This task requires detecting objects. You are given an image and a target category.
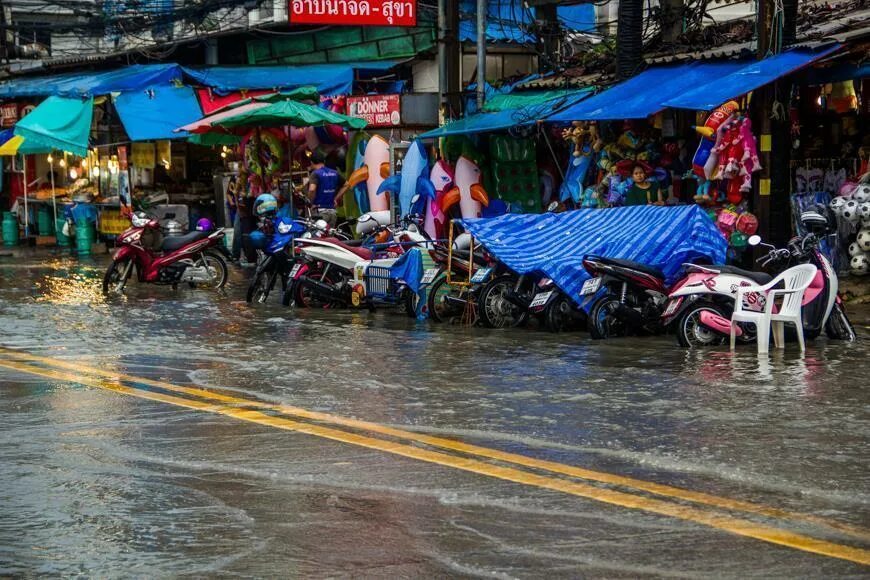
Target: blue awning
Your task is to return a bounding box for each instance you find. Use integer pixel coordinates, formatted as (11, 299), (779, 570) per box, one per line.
(664, 46), (841, 110)
(0, 64), (183, 98)
(419, 89), (592, 138)
(181, 61), (399, 96)
(114, 85), (203, 141)
(546, 61), (747, 122)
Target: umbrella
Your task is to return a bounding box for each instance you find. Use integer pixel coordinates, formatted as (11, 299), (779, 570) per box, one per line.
(214, 99), (367, 131)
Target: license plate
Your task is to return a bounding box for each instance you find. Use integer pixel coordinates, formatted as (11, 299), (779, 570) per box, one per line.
(289, 263), (302, 277)
(470, 267), (492, 284)
(529, 290), (553, 310)
(663, 297), (682, 317)
(420, 268), (439, 285)
(580, 277), (602, 296)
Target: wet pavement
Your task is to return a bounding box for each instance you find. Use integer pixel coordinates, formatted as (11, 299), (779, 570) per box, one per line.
(1, 250), (868, 577)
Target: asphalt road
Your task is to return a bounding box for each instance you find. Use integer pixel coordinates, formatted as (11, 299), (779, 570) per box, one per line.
(0, 252), (868, 577)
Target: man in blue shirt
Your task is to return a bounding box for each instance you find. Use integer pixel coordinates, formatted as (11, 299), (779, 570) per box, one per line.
(307, 152), (343, 227)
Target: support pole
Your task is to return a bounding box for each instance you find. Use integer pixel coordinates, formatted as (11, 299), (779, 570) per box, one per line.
(50, 158), (57, 225)
(22, 156), (29, 238)
(476, 0), (486, 110)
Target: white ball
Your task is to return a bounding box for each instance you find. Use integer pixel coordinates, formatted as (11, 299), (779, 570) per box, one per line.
(854, 184), (870, 204)
(842, 200), (860, 223)
(849, 242), (863, 257)
(850, 253), (869, 275)
(830, 196), (847, 215)
(858, 229), (870, 252)
(860, 202), (870, 220)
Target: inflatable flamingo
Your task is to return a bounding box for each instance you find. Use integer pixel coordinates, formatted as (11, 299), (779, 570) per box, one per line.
(345, 135), (391, 212)
(427, 160), (454, 238)
(441, 156), (489, 219)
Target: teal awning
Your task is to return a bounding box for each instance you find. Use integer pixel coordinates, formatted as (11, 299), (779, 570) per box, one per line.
(14, 96), (93, 156)
(419, 90), (591, 138)
(482, 89), (591, 112)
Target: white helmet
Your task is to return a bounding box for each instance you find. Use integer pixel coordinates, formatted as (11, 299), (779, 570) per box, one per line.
(850, 253), (869, 275)
(857, 229), (870, 252)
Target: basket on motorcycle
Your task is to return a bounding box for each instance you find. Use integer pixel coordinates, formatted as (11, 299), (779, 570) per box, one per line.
(364, 264), (394, 299)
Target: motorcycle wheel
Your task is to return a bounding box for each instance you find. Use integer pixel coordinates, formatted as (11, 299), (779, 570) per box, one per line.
(478, 275), (528, 329)
(402, 288), (418, 318)
(427, 274), (461, 323)
(295, 268), (341, 308)
(102, 258), (133, 295)
(676, 303), (728, 348)
(247, 268), (278, 304)
(189, 251), (228, 290)
(588, 297), (629, 339)
(543, 294), (574, 333)
(825, 302), (856, 341)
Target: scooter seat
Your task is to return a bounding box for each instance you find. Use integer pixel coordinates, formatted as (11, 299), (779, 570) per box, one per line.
(320, 237), (372, 260)
(162, 230), (207, 252)
(714, 265), (773, 285)
(596, 256), (664, 280)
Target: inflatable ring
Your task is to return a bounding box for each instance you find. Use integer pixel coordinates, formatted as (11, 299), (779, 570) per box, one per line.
(242, 129), (284, 176)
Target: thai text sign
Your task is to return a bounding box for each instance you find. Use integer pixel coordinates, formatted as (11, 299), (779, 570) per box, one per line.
(347, 94), (401, 127)
(289, 0), (416, 26)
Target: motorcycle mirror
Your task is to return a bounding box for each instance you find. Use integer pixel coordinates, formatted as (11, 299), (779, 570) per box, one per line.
(411, 194), (420, 204)
(748, 235), (762, 246)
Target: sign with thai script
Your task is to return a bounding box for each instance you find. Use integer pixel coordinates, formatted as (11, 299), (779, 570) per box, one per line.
(347, 94), (401, 127)
(289, 0), (416, 26)
(0, 103), (18, 127)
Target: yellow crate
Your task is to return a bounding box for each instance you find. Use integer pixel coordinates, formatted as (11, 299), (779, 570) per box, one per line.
(99, 209), (130, 235)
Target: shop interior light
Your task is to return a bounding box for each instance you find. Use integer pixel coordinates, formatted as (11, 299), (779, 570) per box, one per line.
(47, 155), (53, 163)
(81, 159), (87, 168)
(92, 167), (100, 178)
(69, 168), (78, 180)
(220, 152), (227, 158)
(58, 158), (66, 168)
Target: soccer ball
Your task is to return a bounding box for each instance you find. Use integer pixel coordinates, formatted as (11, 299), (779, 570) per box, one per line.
(829, 196), (847, 215)
(854, 184), (870, 204)
(850, 253), (869, 275)
(842, 200), (860, 223)
(859, 202), (870, 221)
(849, 242), (864, 257)
(858, 229), (870, 252)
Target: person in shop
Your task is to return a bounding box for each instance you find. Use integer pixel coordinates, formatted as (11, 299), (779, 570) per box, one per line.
(625, 163), (664, 206)
(306, 151), (344, 228)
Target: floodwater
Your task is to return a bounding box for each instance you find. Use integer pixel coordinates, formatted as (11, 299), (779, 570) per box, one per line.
(0, 251), (868, 577)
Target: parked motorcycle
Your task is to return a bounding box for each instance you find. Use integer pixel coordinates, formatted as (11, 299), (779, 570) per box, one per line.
(662, 210), (856, 347)
(246, 216), (306, 304)
(527, 278), (587, 332)
(103, 213), (227, 295)
(580, 256), (672, 339)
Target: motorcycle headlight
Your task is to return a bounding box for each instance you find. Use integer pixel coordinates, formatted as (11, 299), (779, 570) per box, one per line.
(315, 219), (328, 231)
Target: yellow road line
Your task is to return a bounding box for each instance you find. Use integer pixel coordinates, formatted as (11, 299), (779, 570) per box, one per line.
(1, 346), (867, 544)
(0, 357), (869, 566)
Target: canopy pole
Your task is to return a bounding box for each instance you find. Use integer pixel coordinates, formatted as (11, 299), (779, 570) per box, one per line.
(50, 158), (57, 226)
(476, 0), (486, 110)
(22, 156), (29, 238)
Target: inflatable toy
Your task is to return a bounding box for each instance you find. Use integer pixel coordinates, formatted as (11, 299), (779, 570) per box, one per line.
(441, 156), (489, 218)
(426, 159), (454, 239)
(345, 135), (391, 212)
(377, 140), (436, 219)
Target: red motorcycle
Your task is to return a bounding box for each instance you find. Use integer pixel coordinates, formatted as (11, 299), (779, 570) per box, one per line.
(102, 213), (228, 295)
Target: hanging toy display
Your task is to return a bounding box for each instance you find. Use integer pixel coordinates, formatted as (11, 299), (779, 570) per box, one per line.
(440, 156), (490, 219)
(241, 128), (285, 190)
(344, 135), (391, 212)
(426, 159), (455, 239)
(559, 121), (603, 204)
(376, 140), (436, 219)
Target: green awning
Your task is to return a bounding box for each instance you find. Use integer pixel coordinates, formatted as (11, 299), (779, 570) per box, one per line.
(482, 89), (592, 112)
(14, 96), (93, 156)
(187, 133), (242, 147)
(215, 99), (367, 130)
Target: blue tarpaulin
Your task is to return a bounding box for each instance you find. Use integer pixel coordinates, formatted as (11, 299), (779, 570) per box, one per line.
(460, 205), (728, 303)
(664, 46), (841, 110)
(115, 85), (203, 141)
(0, 64), (183, 98)
(419, 89), (592, 138)
(547, 61), (747, 122)
(389, 248), (424, 294)
(181, 61), (398, 96)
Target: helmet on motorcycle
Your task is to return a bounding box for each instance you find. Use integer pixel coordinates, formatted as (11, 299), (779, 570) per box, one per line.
(254, 193), (278, 217)
(248, 230), (267, 250)
(196, 218), (215, 232)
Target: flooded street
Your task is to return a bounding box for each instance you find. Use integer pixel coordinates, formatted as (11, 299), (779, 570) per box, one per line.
(1, 251), (868, 577)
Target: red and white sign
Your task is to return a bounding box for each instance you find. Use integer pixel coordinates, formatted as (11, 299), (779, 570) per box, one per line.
(0, 103), (19, 127)
(347, 94), (401, 127)
(289, 0), (416, 27)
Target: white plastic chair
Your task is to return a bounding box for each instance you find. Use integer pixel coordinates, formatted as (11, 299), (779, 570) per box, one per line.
(729, 264), (818, 354)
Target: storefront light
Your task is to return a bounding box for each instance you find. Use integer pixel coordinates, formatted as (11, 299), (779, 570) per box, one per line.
(58, 158), (66, 168)
(220, 151), (227, 159)
(47, 155), (53, 163)
(69, 168), (78, 180)
(92, 167), (100, 178)
(81, 159), (87, 168)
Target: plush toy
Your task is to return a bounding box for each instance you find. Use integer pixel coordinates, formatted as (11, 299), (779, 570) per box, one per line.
(692, 101), (739, 180)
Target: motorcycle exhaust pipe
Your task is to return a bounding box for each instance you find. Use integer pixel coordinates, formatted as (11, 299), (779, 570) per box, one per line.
(299, 277), (346, 304)
(611, 303), (644, 326)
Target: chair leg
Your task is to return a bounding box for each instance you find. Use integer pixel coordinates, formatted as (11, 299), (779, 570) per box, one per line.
(756, 322), (770, 355)
(795, 322), (806, 353)
(772, 321), (785, 349)
(730, 322), (737, 351)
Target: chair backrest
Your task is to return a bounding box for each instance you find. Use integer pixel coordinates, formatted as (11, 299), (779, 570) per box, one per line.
(770, 264), (818, 317)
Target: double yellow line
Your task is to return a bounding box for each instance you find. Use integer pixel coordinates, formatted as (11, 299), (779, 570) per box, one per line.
(1, 346), (868, 566)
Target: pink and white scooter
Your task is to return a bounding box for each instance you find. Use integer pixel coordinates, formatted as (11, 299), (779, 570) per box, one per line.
(661, 211), (855, 348)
